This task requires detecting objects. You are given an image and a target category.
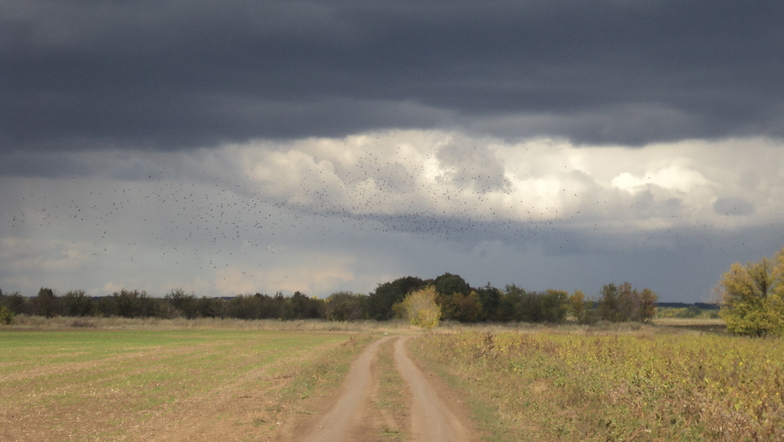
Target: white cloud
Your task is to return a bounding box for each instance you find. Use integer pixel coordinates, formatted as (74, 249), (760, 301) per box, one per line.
(3, 131), (784, 301)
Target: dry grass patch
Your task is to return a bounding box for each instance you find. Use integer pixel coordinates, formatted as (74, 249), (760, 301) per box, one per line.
(411, 330), (784, 441)
(0, 329), (376, 441)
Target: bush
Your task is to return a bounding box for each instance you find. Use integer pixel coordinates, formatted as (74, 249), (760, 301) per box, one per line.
(0, 305), (14, 325)
(396, 285), (441, 329)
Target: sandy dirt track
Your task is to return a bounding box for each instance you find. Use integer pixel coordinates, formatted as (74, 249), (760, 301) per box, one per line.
(393, 336), (473, 442)
(301, 336), (392, 442)
(299, 336), (476, 442)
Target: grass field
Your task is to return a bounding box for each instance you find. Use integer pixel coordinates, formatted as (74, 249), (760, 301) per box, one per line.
(2, 317), (781, 441)
(0, 326), (376, 441)
(411, 329), (784, 441)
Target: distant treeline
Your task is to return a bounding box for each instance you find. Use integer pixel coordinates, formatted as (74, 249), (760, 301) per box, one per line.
(0, 273), (696, 324)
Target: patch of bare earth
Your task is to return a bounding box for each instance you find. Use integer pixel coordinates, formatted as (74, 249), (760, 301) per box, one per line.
(281, 336), (478, 442)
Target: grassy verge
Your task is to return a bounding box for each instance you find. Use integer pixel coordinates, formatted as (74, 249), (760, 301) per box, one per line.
(373, 338), (408, 441)
(410, 330), (784, 441)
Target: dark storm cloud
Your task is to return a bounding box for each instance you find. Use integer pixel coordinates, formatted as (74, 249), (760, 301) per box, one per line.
(3, 0), (783, 153)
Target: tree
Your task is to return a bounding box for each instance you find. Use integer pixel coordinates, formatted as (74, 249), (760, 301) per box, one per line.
(31, 288), (62, 318)
(113, 289), (156, 318)
(541, 289), (569, 322)
(475, 283), (502, 322)
(434, 273), (471, 298)
(638, 288), (658, 323)
(0, 305), (14, 325)
(0, 291), (26, 315)
(396, 285), (441, 329)
(281, 292), (324, 320)
(165, 289), (198, 318)
(568, 290), (588, 323)
(598, 282), (658, 323)
(718, 248), (784, 337)
(450, 291), (482, 323)
(325, 292), (367, 321)
(368, 276), (425, 320)
(598, 283), (619, 322)
(63, 290), (93, 317)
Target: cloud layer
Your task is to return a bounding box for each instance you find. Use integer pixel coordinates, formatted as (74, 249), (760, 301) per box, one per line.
(2, 131), (782, 301)
(3, 0), (784, 151)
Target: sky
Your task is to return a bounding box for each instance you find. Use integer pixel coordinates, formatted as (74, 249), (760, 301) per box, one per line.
(2, 0), (784, 302)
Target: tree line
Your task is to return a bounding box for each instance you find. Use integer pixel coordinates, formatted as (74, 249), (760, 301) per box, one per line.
(0, 273), (658, 324)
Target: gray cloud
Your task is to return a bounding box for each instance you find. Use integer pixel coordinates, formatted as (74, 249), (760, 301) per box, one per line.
(437, 139), (509, 192)
(713, 197), (755, 216)
(3, 0), (784, 153)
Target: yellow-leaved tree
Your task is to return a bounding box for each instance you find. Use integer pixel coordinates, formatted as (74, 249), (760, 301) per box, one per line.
(395, 285), (441, 329)
(717, 247), (784, 336)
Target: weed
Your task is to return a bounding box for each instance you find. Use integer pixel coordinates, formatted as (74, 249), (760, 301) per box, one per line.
(412, 330), (784, 441)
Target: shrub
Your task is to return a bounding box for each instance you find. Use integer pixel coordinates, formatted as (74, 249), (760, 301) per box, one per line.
(0, 305), (14, 325)
(396, 285), (441, 329)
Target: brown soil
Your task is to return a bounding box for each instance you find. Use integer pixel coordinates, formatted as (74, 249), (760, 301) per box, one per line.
(284, 336), (479, 442)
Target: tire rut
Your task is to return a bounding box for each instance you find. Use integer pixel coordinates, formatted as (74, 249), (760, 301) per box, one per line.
(301, 336), (392, 442)
(299, 335), (475, 442)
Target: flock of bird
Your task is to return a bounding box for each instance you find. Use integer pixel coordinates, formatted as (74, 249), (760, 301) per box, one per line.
(5, 143), (780, 294)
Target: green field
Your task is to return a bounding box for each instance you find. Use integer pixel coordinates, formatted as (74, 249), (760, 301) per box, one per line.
(0, 327), (374, 441)
(3, 318), (783, 441)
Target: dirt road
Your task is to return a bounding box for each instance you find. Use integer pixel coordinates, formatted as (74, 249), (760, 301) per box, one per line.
(301, 337), (392, 442)
(393, 336), (473, 442)
(298, 336), (476, 442)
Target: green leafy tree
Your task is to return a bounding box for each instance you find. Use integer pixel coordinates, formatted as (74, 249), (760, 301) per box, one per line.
(0, 305), (14, 325)
(475, 283), (502, 322)
(281, 291), (325, 320)
(368, 276), (425, 320)
(451, 291), (483, 323)
(718, 249), (784, 336)
(325, 291), (367, 321)
(165, 289), (198, 318)
(568, 290), (588, 323)
(541, 289), (569, 323)
(31, 288), (63, 318)
(434, 273), (471, 298)
(113, 289), (156, 318)
(0, 291), (26, 315)
(63, 290), (93, 317)
(598, 283), (620, 322)
(598, 282), (658, 323)
(396, 285), (441, 329)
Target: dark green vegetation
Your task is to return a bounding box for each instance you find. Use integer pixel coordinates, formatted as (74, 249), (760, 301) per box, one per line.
(0, 274), (660, 325)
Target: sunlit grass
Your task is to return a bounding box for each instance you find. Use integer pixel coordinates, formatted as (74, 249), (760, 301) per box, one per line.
(0, 328), (376, 441)
(411, 330), (784, 441)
